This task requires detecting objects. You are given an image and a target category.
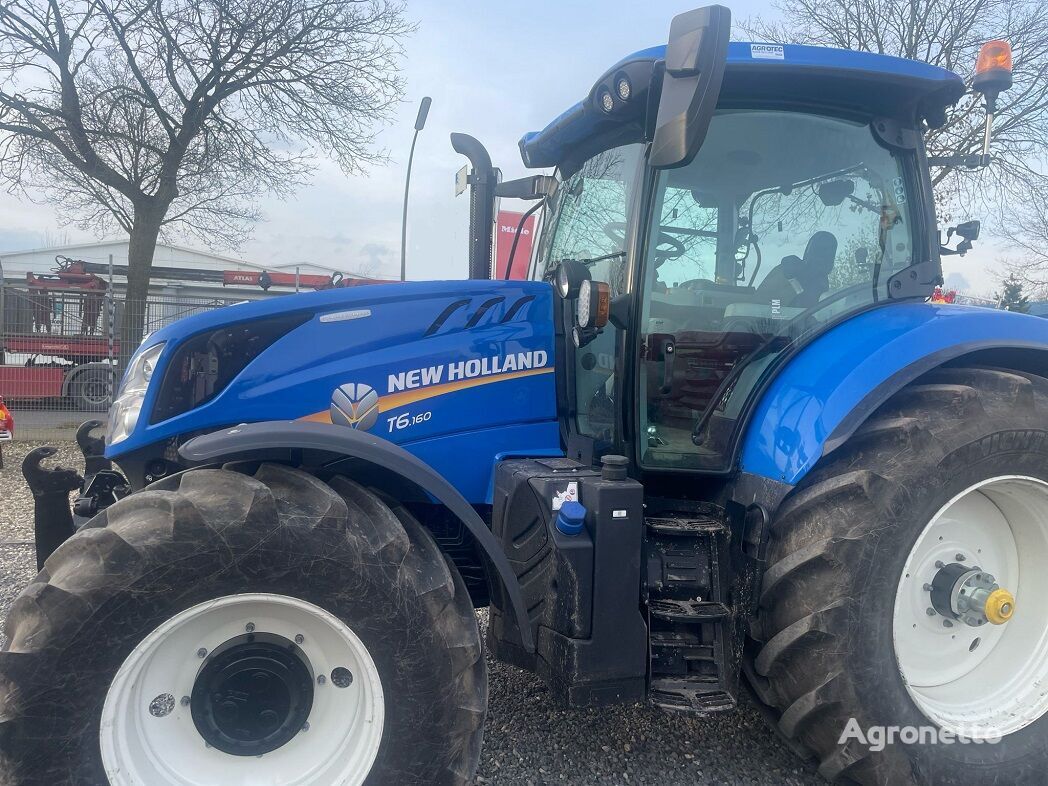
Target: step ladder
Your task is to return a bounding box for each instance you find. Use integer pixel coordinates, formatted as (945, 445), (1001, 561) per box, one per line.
(644, 512), (738, 714)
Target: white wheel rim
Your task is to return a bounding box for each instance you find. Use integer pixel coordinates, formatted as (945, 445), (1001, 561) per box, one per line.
(893, 476), (1048, 739)
(101, 593), (384, 785)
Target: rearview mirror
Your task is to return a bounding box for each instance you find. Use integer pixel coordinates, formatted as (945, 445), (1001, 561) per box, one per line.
(818, 179), (855, 207)
(649, 5), (731, 169)
(954, 219), (980, 241)
(941, 219), (981, 256)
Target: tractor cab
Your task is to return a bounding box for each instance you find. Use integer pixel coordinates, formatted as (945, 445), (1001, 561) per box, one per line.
(517, 15), (966, 476)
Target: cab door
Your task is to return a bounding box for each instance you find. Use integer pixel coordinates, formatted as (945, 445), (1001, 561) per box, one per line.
(635, 109), (920, 473)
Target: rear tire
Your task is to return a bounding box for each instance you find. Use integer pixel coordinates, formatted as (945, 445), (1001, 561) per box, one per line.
(0, 463), (485, 785)
(748, 367), (1048, 784)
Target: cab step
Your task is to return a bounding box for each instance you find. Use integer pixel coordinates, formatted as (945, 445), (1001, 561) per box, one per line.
(644, 509), (738, 717)
(649, 599), (730, 623)
(646, 515), (726, 537)
(650, 677), (737, 713)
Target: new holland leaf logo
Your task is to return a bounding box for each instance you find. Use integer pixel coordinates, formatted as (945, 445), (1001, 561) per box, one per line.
(330, 383), (379, 431)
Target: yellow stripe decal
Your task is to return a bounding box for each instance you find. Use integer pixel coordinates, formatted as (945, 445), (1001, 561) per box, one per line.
(299, 366), (554, 424)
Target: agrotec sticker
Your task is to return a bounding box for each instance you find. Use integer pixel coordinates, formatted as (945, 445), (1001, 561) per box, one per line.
(751, 43), (785, 60)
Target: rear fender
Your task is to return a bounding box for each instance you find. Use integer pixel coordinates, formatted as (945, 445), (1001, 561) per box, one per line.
(179, 420), (536, 652)
(740, 304), (1048, 486)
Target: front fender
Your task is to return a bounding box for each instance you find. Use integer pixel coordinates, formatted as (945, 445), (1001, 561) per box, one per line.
(179, 420), (536, 652)
(740, 303), (1048, 485)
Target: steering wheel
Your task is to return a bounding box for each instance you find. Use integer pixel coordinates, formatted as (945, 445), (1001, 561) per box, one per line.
(603, 222), (686, 264)
(679, 278), (726, 290)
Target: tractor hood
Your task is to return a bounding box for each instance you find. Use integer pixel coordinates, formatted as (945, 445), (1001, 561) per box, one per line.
(107, 280), (560, 501)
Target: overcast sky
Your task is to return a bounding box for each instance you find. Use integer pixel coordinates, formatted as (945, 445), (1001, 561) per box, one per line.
(0, 0), (999, 295)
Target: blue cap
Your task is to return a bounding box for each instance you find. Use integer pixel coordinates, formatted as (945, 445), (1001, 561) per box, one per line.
(556, 501), (587, 536)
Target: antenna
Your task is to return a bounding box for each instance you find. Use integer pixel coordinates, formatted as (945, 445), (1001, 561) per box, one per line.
(401, 96), (432, 281)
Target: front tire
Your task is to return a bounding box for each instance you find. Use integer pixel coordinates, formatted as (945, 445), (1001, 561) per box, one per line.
(0, 463), (486, 785)
(748, 367), (1048, 784)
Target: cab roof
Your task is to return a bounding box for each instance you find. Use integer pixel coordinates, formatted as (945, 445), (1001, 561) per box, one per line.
(520, 41), (965, 171)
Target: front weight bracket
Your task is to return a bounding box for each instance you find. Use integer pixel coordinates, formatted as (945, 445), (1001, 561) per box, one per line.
(22, 447), (84, 570)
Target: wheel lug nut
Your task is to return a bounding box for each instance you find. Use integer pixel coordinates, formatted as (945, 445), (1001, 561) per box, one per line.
(923, 583), (933, 591)
(180, 696), (191, 707)
(245, 622), (255, 633)
(317, 675), (326, 685)
(301, 721), (310, 732)
(955, 553), (966, 562)
(196, 647), (207, 659)
(935, 560), (945, 569)
(943, 619), (954, 628)
(926, 607), (937, 616)
(294, 634), (304, 645)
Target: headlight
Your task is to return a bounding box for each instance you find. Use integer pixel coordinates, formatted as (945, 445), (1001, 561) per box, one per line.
(106, 342), (165, 446)
(577, 281), (592, 326)
(554, 259), (590, 300)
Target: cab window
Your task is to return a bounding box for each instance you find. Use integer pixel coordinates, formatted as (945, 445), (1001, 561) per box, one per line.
(638, 109), (916, 469)
(535, 144), (643, 444)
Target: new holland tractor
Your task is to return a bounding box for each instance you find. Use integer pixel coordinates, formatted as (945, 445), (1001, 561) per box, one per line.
(4, 6), (1046, 785)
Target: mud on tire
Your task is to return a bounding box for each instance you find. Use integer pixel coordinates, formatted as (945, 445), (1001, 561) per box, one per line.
(0, 463), (486, 785)
(747, 367), (1048, 785)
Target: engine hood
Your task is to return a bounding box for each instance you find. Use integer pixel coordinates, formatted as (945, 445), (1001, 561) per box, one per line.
(108, 280), (561, 502)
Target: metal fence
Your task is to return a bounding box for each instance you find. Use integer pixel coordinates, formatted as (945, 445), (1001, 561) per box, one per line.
(1, 283), (238, 442)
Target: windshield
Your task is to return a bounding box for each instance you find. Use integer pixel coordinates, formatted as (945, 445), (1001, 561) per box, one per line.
(638, 109), (917, 470)
(535, 144), (643, 444)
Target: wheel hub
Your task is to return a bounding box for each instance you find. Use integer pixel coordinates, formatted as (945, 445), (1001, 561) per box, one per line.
(928, 562), (1015, 628)
(101, 593), (385, 785)
(191, 634), (314, 756)
(893, 476), (1048, 738)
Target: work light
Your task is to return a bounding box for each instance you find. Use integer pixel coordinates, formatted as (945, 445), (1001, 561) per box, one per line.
(616, 77), (631, 101)
(577, 280), (610, 329)
(554, 259), (590, 299)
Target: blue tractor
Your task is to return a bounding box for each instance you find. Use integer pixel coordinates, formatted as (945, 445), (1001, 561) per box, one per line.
(5, 6), (1047, 785)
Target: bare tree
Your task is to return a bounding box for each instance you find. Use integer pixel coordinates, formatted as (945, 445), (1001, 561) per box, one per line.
(40, 227), (71, 247)
(742, 0), (1048, 225)
(0, 0), (410, 356)
(1003, 204), (1048, 299)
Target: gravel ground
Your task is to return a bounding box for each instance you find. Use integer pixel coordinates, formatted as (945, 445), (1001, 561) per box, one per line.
(0, 441), (822, 785)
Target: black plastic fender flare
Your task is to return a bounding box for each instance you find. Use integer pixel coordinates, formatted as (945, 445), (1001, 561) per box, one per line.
(179, 420), (535, 652)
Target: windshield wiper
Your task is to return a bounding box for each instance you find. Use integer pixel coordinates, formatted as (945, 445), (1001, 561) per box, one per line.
(544, 251), (627, 283)
(552, 251), (626, 273)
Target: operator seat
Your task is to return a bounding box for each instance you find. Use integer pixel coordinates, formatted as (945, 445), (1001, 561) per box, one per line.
(755, 231), (838, 308)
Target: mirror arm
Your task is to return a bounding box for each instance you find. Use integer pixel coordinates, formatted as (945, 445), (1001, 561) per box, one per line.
(495, 175), (558, 200)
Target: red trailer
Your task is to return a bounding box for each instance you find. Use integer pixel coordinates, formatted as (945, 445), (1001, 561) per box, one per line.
(1, 258), (117, 411)
(1, 256), (391, 412)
